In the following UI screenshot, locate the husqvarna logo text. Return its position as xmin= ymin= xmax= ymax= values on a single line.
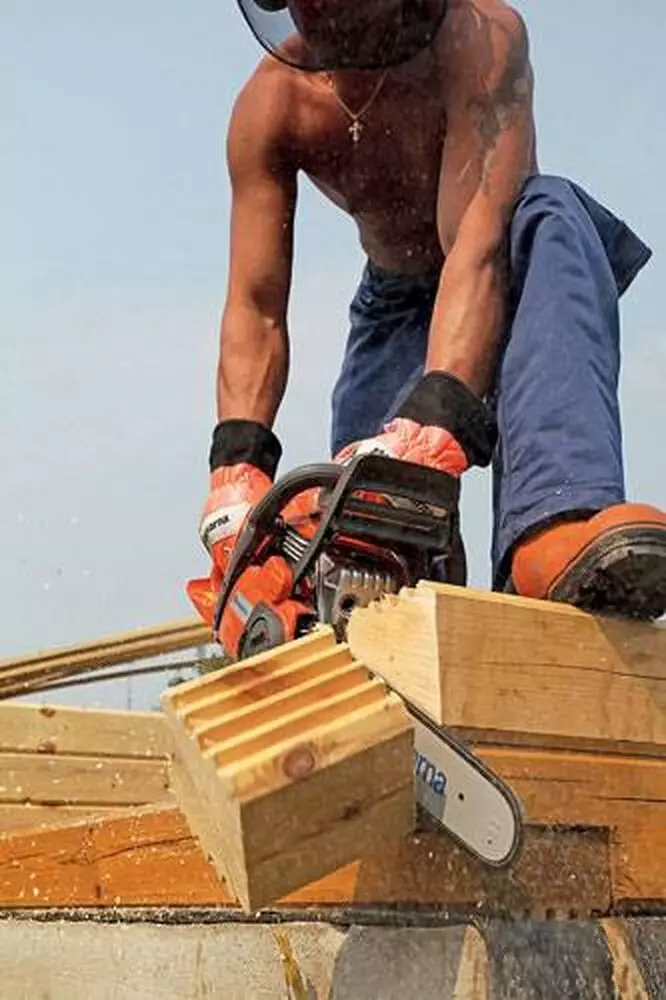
xmin=414 ymin=750 xmax=447 ymax=795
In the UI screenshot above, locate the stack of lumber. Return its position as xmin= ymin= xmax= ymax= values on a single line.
xmin=160 ymin=581 xmax=666 ymax=914
xmin=0 ymin=703 xmax=173 ymax=833
xmin=0 ymin=583 xmax=665 ymax=920
xmin=0 ymin=617 xmax=211 ymax=834
xmin=347 ymin=582 xmax=666 ymax=907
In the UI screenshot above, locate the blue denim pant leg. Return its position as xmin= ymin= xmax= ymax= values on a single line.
xmin=491 ymin=174 xmax=653 ymax=589
xmin=330 ymin=260 xmax=440 ymax=456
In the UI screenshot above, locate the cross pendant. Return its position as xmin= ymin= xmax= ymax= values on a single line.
xmin=349 ymin=120 xmax=363 ymax=144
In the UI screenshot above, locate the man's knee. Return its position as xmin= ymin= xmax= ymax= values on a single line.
xmin=508 ymin=173 xmax=621 ymax=295
xmin=518 ymin=173 xmax=577 ymax=202
xmin=510 ymin=175 xmax=652 ymax=297
xmin=512 ymin=174 xmax=589 ymax=232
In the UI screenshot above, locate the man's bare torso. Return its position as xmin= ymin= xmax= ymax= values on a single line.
xmin=238 ymin=0 xmax=525 ymax=275
xmin=292 ymin=52 xmax=447 ymax=273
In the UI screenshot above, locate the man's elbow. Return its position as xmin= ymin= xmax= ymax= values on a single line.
xmin=222 ymin=290 xmax=288 ymax=343
xmin=444 ymin=226 xmax=510 ymax=279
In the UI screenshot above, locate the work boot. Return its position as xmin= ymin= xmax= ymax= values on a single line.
xmin=510 ymin=503 xmax=666 ymax=619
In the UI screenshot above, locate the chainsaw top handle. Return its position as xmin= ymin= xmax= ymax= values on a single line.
xmin=213 ymin=453 xmax=461 ymax=633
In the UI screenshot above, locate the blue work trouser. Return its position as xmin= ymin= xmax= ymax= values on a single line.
xmin=329 ymin=175 xmax=653 ymax=589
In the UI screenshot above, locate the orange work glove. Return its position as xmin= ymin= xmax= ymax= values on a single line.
xmin=188 ymin=420 xmax=282 ymax=625
xmin=199 ymin=462 xmax=273 ymax=576
xmin=334 ymin=371 xmax=498 ymax=476
xmin=199 ymin=419 xmax=282 ymax=572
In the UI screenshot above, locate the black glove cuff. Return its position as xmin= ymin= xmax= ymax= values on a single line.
xmin=396 ymin=372 xmax=498 ymax=467
xmin=209 ymin=419 xmax=282 ymax=479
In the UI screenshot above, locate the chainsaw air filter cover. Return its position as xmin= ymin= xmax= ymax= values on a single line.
xmin=236 ymin=0 xmax=449 ymax=72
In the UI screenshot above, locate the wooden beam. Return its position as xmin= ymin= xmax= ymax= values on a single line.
xmin=4 ymin=707 xmax=664 ymax=840
xmin=0 ymin=804 xmax=612 ymax=916
xmin=0 ymin=704 xmax=174 ymax=834
xmin=347 ymin=582 xmax=666 ymax=754
xmin=7 ymin=703 xmax=666 ymax=832
xmin=611 ymin=825 xmax=666 ymax=908
xmin=0 ymin=752 xmax=172 ymax=807
xmin=474 ymin=745 xmax=666 ymax=830
xmin=0 ymin=618 xmax=211 ymax=697
xmin=0 ymin=702 xmax=172 ymax=758
xmin=161 ymin=628 xmax=415 ymax=912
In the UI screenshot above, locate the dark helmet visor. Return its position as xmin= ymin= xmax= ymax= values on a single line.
xmin=236 ymin=0 xmax=449 ymax=72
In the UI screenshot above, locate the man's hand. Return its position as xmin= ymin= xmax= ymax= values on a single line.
xmin=186 ymin=420 xmax=282 ymax=630
xmin=199 ymin=463 xmax=273 ymax=579
xmin=335 ymin=371 xmax=498 ymax=475
xmin=428 ymin=1 xmax=537 ymax=395
xmin=335 ymin=418 xmax=469 ymax=477
xmin=197 ymin=419 xmax=283 ymax=585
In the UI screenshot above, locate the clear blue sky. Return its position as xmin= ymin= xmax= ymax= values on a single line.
xmin=3 ymin=2 xmax=665 ymax=708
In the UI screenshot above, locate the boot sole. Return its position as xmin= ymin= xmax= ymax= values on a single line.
xmin=549 ymin=525 xmax=666 ymax=620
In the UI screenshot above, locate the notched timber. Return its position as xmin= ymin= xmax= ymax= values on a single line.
xmin=162 ymin=628 xmax=415 ymax=912
xmin=347 ymin=582 xmax=666 ymax=753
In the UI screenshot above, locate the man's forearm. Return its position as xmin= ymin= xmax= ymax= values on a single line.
xmin=425 ymin=245 xmax=509 ymax=399
xmin=216 ymin=305 xmax=289 ymax=427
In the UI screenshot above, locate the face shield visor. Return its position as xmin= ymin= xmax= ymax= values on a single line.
xmin=235 ymin=0 xmax=449 ymax=72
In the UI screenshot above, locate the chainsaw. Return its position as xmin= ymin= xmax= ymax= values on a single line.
xmin=187 ymin=453 xmax=523 ymax=868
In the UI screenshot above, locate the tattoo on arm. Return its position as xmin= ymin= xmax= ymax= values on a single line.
xmin=465 ymin=11 xmax=532 ymax=194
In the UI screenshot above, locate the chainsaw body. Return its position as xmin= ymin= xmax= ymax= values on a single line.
xmin=202 ymin=454 xmax=466 ymax=660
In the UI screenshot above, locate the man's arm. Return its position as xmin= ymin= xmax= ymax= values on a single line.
xmin=217 ymin=76 xmax=298 ymax=427
xmin=427 ymin=1 xmax=536 ymax=395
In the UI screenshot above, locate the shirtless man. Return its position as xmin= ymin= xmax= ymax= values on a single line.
xmin=195 ymin=0 xmax=666 ymax=621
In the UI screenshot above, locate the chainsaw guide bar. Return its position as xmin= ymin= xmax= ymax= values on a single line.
xmin=405 ymin=698 xmax=523 ymax=867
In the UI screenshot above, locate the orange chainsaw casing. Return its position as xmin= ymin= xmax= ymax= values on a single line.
xmin=186 ymin=575 xmax=218 ymax=628
xmin=186 ymin=553 xmax=314 ymax=660
xmin=217 ymin=554 xmax=314 ymax=659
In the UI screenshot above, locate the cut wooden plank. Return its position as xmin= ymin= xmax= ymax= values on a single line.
xmin=0 ymin=752 xmax=172 ymax=807
xmin=611 ymin=826 xmax=666 ymax=908
xmin=347 ymin=582 xmax=666 ymax=754
xmin=0 ymin=618 xmax=211 ymax=697
xmin=0 ymin=702 xmax=173 ymax=758
xmin=162 ymin=628 xmax=416 ymax=912
xmin=474 ymin=745 xmax=666 ymax=830
xmin=0 ymin=803 xmax=611 ymax=916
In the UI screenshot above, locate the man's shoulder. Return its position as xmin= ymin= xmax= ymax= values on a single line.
xmin=445 ymin=0 xmax=527 ymax=34
xmin=441 ymin=0 xmax=528 ymax=58
xmin=439 ymin=0 xmax=530 ymax=85
xmin=229 ymin=56 xmax=301 ymax=144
